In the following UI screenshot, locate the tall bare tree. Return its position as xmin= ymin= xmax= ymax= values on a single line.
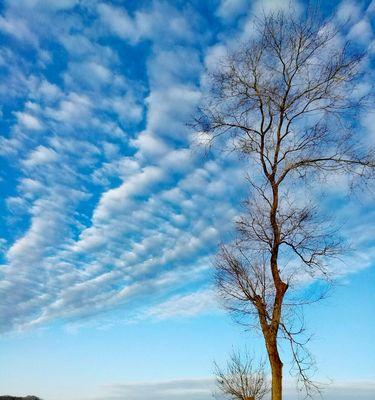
xmin=195 ymin=9 xmax=374 ymax=400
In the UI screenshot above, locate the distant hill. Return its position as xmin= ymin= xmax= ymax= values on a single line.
xmin=0 ymin=397 xmax=41 ymax=400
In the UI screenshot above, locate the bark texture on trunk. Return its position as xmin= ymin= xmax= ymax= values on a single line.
xmin=265 ymin=335 xmax=283 ymax=400
xmin=270 ymin=356 xmax=283 ymax=400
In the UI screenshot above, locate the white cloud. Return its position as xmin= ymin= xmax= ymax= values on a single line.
xmin=135 ymin=287 xmax=220 ymax=321
xmin=92 ymin=165 xmax=166 ymax=223
xmin=60 ymin=33 xmax=96 ymax=57
xmin=203 ymin=44 xmax=227 ymax=73
xmin=23 ymin=145 xmax=59 ymax=167
xmin=336 ymin=0 xmax=362 ymax=23
xmin=5 ymin=0 xmax=79 ymax=11
xmin=1 ymin=186 xmax=88 ymax=332
xmin=45 ymin=92 xmax=92 ymax=125
xmin=97 ymin=3 xmax=139 ymax=43
xmin=216 ymin=0 xmax=250 ymax=20
xmin=106 ymin=93 xmax=144 ymax=124
xmin=361 ymin=110 xmax=375 ymax=144
xmin=252 ymin=0 xmax=300 ymax=15
xmin=7 ymin=189 xmax=86 ymax=266
xmin=97 ymin=2 xmax=196 ymax=45
xmin=37 ymin=80 xmax=62 ymax=102
xmin=64 ymin=61 xmax=112 ymax=88
xmin=348 ymin=18 xmax=373 ymax=43
xmin=0 ymin=14 xmax=38 ymax=44
xmin=18 ymin=178 xmax=45 ymax=196
xmin=15 ymin=111 xmax=43 ymax=130
xmin=146 ymin=85 xmax=201 ymax=138
xmin=131 ymin=131 xmax=171 ymax=160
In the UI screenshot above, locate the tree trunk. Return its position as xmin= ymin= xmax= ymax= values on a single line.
xmin=270 ymin=355 xmax=283 ymax=400
xmin=266 ymin=337 xmax=283 ymax=400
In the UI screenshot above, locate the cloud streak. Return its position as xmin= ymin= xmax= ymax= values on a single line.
xmin=94 ymin=378 xmax=375 ymax=400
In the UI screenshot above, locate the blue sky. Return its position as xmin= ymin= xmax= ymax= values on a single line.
xmin=0 ymin=0 xmax=374 ymax=399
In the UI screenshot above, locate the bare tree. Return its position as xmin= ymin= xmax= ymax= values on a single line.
xmin=214 ymin=350 xmax=270 ymax=400
xmin=195 ymin=8 xmax=374 ymax=400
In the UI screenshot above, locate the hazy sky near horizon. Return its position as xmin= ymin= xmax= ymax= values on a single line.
xmin=0 ymin=0 xmax=374 ymax=399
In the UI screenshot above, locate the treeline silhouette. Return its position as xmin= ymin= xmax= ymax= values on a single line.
xmin=0 ymin=396 xmax=41 ymax=400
